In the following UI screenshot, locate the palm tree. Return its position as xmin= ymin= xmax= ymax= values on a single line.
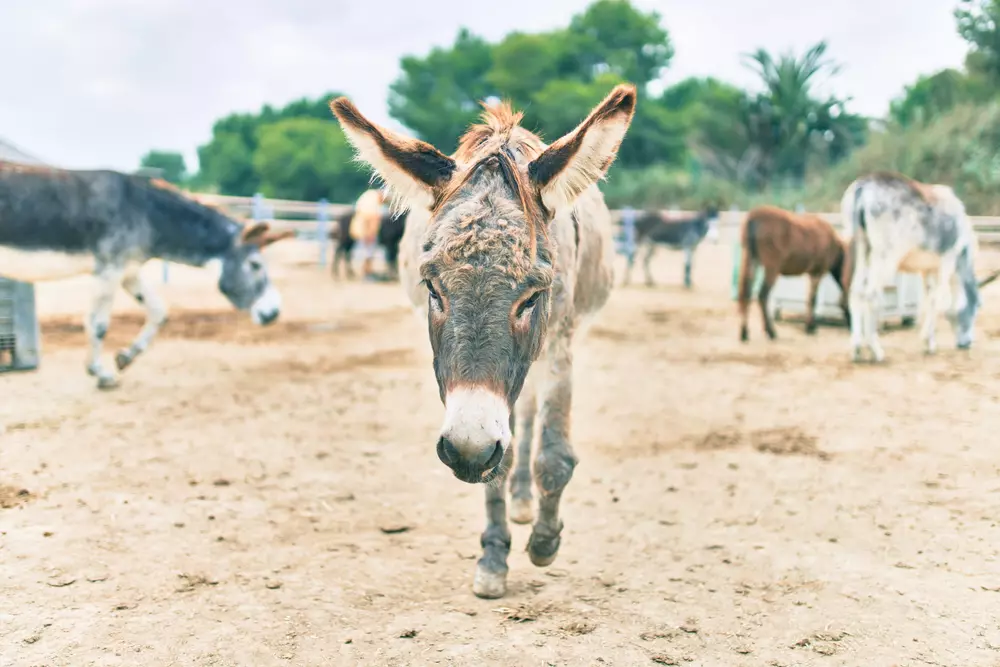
xmin=739 ymin=41 xmax=865 ymax=187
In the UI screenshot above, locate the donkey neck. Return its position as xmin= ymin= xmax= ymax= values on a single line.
xmin=142 ymin=184 xmax=241 ymax=266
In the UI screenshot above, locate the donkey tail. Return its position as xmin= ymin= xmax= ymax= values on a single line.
xmin=738 ymin=214 xmax=760 ymax=305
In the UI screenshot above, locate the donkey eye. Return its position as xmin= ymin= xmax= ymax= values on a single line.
xmin=423 ymin=280 xmax=443 ymax=308
xmin=516 ymin=292 xmax=542 ymax=319
xmin=248 ymin=258 xmax=263 ymax=271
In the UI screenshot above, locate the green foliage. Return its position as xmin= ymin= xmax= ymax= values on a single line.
xmin=253 ymin=118 xmax=370 ymax=202
xmin=955 ymin=0 xmax=1000 ymax=83
xmin=388 ymin=28 xmax=494 ymax=153
xmin=192 ymin=92 xmax=373 ymax=201
xmin=139 ymin=150 xmax=187 ymax=184
xmin=889 ymin=68 xmax=994 ymax=127
xmin=737 ymin=41 xmax=867 ymax=187
xmin=161 ymin=0 xmax=1000 ymax=212
xmin=387 ymin=0 xmax=680 ymax=166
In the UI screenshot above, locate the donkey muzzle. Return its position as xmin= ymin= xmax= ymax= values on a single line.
xmin=438 ymin=386 xmax=511 ymax=484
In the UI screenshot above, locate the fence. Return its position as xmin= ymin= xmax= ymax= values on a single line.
xmin=158 ymin=190 xmax=1000 ymax=282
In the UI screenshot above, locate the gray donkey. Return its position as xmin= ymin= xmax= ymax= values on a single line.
xmin=330 ymin=84 xmax=637 ymax=598
xmin=0 ymin=166 xmax=291 ymax=389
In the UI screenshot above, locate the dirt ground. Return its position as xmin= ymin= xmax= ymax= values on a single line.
xmin=2 ymin=236 xmax=1000 ymax=667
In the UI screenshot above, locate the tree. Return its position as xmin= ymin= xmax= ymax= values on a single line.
xmin=193 ymin=92 xmax=349 ymax=197
xmin=139 ymin=150 xmax=187 ymax=184
xmin=738 ymin=41 xmax=866 ymax=186
xmin=387 ymin=28 xmax=495 ymax=152
xmin=253 ymin=118 xmax=371 ymax=202
xmin=889 ymin=68 xmax=989 ymax=127
xmin=563 ymin=0 xmax=673 ymax=87
xmin=955 ymin=0 xmax=1000 ymax=83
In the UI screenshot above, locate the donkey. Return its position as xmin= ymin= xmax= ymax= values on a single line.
xmin=842 ymin=171 xmax=980 ymax=362
xmin=330 ymin=208 xmax=408 ymax=280
xmin=738 ymin=205 xmax=851 ymax=341
xmin=622 ymin=206 xmax=719 ymax=288
xmin=329 ymin=84 xmax=637 ymax=599
xmin=0 ymin=165 xmax=291 ymax=389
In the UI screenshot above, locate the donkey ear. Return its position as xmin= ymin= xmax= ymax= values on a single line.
xmin=258 ymin=229 xmax=296 ymax=247
xmin=329 ymin=97 xmax=457 ymax=210
xmin=527 ymin=84 xmax=637 ymax=213
xmin=240 ymin=221 xmax=271 ymax=245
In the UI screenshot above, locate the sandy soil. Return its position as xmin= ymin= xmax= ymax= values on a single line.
xmin=2 ymin=237 xmax=1000 ymax=667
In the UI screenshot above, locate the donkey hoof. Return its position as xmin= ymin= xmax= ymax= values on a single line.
xmin=805 ymin=324 xmax=817 ymax=335
xmin=472 ymin=564 xmax=508 ymax=599
xmin=527 ymin=528 xmax=562 ymax=567
xmin=509 ymin=497 xmax=534 ymax=525
xmin=115 ymin=351 xmax=133 ymax=371
xmin=957 ymin=341 xmax=972 ymax=350
xmin=96 ymin=375 xmax=120 ymax=391
xmin=739 ymin=327 xmax=749 ymax=343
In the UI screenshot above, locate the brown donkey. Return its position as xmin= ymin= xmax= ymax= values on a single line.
xmin=330 ymin=84 xmax=637 ymax=598
xmin=738 ymin=205 xmax=851 ymax=341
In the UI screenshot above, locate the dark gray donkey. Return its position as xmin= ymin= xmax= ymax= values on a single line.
xmin=0 ymin=165 xmax=291 ymax=389
xmin=331 ymin=84 xmax=637 ymax=598
xmin=621 ymin=206 xmax=720 ymax=288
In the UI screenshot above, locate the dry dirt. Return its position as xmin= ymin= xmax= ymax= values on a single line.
xmin=2 ymin=238 xmax=1000 ymax=667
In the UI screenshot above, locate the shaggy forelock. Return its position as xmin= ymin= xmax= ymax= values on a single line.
xmin=421 ymin=101 xmax=555 ymax=285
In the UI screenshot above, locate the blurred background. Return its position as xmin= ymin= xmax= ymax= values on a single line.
xmin=0 ymin=0 xmax=995 ymax=212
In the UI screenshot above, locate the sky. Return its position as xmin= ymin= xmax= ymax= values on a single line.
xmin=0 ymin=0 xmax=970 ymax=173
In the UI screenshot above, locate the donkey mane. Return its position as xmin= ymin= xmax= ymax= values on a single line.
xmin=430 ymin=101 xmax=551 ymax=270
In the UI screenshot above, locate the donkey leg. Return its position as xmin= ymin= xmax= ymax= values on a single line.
xmin=682 ymin=245 xmax=694 ymax=289
xmin=919 ymin=273 xmax=938 ymax=355
xmin=642 ymin=242 xmax=656 ymax=287
xmin=849 ymin=257 xmax=869 ymax=362
xmin=862 ymin=257 xmax=888 ymax=363
xmin=528 ymin=343 xmax=578 ymax=568
xmin=622 ymin=247 xmax=635 ymax=286
xmin=85 ymin=264 xmax=125 ymax=390
xmin=508 ymin=376 xmax=537 ymax=525
xmin=473 ymin=445 xmax=513 ymax=599
xmin=758 ymin=269 xmax=779 ymax=340
xmin=115 ymin=267 xmax=168 ymax=371
xmin=804 ymin=274 xmax=821 ymax=334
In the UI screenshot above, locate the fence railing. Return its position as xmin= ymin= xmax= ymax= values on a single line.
xmin=163 ymin=191 xmax=1000 ymax=283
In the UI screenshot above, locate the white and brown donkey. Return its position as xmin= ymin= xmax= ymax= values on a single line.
xmin=330 ymin=84 xmax=637 ymax=598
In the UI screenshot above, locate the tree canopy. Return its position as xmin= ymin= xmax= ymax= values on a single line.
xmin=144 ymin=0 xmax=996 ymax=209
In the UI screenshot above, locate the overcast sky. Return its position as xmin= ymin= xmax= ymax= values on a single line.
xmin=0 ymin=0 xmax=969 ymax=173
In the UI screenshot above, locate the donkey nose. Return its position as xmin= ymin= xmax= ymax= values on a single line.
xmin=437 ymin=436 xmax=503 ymax=468
xmin=437 ymin=386 xmax=511 ymax=483
xmin=437 ymin=436 xmax=504 ymax=482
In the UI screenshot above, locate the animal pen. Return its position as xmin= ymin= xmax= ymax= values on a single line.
xmin=0 ymin=277 xmax=40 ymax=372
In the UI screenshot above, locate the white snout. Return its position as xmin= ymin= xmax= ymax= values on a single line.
xmin=440 ymin=386 xmax=511 ymax=461
xmin=251 ymin=284 xmax=281 ymax=325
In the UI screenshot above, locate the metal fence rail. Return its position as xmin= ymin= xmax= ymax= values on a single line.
xmin=160 ymin=190 xmax=1000 ymax=283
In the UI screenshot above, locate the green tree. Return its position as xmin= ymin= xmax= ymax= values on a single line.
xmin=139 ymin=150 xmax=187 ymax=184
xmin=387 ymin=1 xmax=680 ymax=167
xmin=739 ymin=41 xmax=866 ymax=186
xmin=889 ymin=68 xmax=988 ymax=126
xmin=563 ymin=0 xmax=673 ymax=86
xmin=193 ymin=92 xmax=348 ymax=197
xmin=253 ymin=118 xmax=370 ymax=202
xmin=387 ymin=28 xmax=495 ymax=152
xmin=955 ymin=0 xmax=1000 ymax=83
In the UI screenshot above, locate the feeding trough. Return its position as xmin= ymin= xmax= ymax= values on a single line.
xmin=0 ymin=277 xmax=41 ymax=372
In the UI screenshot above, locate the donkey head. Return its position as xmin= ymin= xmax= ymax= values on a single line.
xmin=330 ymin=84 xmax=636 ymax=484
xmin=217 ymin=222 xmax=293 ymax=326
